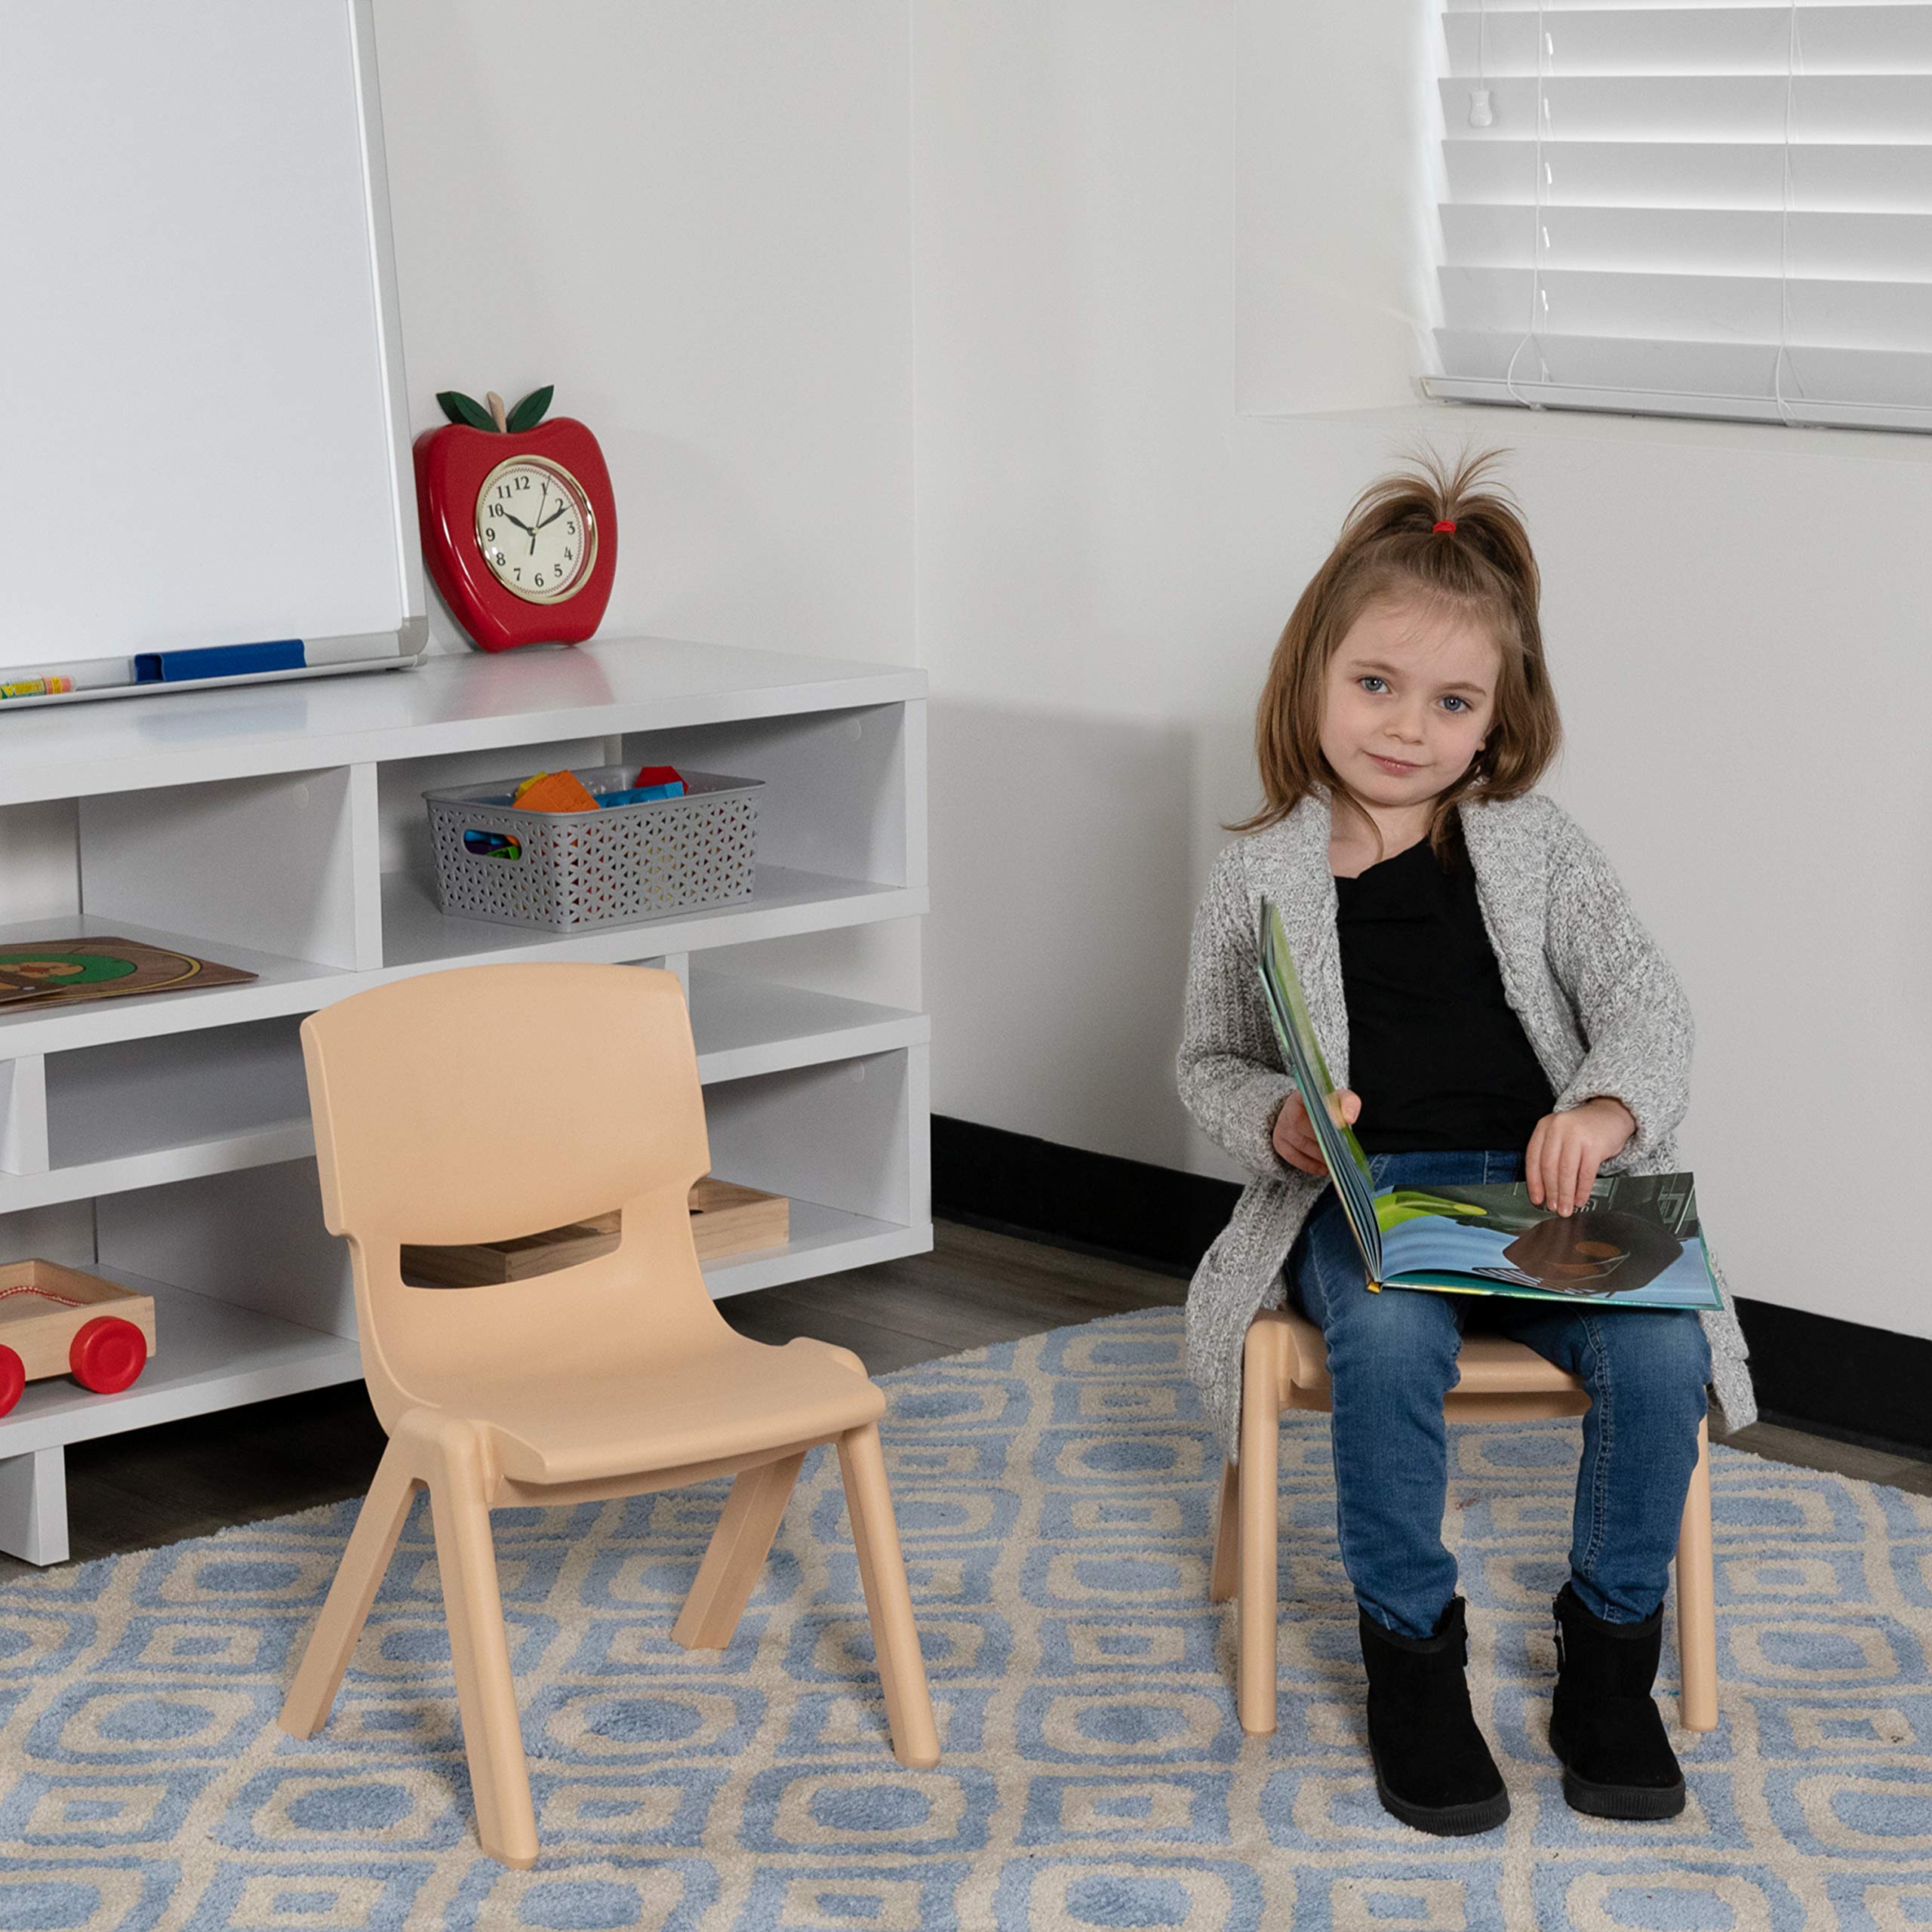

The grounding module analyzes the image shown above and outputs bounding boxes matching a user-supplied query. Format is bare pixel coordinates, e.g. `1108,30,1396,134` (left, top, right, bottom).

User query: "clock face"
472,456,597,603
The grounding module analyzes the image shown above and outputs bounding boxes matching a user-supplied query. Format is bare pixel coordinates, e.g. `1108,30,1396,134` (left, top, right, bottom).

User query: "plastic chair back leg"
1209,1460,1239,1604
279,1445,418,1739
672,1451,807,1651
1675,1417,1718,1732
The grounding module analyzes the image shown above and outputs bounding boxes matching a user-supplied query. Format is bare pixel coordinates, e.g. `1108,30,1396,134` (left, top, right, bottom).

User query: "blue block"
597,782,685,808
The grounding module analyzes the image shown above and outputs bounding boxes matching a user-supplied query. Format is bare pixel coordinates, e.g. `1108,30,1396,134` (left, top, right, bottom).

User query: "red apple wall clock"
414,385,618,652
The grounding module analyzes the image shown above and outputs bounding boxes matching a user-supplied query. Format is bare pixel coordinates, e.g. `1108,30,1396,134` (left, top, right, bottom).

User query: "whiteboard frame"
5,0,428,713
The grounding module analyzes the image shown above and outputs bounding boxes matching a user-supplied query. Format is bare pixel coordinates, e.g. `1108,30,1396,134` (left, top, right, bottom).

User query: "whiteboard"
0,0,423,691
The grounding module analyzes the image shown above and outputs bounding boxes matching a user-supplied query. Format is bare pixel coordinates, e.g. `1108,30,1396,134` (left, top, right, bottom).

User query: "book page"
1255,900,1382,1275
1374,1174,1723,1311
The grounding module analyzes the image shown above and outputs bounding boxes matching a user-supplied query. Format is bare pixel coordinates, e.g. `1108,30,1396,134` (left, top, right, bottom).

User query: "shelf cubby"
79,764,380,974
700,1044,931,1294
21,1017,316,1216
0,1266,362,1463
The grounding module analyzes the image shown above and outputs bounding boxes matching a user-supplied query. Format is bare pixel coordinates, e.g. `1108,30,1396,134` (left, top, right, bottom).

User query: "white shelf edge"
0,1270,361,1459
0,915,345,1057
0,876,928,1059
379,864,923,974
690,971,929,1085
0,980,929,1215
696,1018,928,1087
0,1123,318,1217
0,638,928,808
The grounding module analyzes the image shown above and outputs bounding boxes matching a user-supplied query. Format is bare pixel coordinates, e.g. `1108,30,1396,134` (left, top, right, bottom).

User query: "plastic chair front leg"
1237,1324,1284,1737
837,1421,940,1769
419,1416,538,1870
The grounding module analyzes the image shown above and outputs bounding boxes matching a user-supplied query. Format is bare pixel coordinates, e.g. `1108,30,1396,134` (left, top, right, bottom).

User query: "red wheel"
0,1346,22,1416
69,1316,146,1394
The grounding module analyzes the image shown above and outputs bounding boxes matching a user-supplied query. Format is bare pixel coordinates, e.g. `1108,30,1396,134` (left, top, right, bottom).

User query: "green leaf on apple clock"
506,385,554,432
437,390,497,431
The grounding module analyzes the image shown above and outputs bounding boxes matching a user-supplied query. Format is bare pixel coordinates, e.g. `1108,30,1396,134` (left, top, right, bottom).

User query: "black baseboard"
931,1115,1232,1277
932,1114,1932,1459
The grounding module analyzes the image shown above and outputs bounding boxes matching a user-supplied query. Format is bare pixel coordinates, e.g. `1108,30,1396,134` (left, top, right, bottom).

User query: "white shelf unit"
0,638,930,1565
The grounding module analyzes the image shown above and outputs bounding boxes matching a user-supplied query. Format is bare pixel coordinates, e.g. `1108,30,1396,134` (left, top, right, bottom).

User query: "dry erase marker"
0,657,135,697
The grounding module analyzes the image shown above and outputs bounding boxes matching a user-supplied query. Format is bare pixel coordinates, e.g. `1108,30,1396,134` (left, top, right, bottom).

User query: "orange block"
513,771,599,814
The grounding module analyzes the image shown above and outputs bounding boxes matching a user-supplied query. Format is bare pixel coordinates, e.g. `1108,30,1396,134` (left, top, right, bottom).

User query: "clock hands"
490,478,571,577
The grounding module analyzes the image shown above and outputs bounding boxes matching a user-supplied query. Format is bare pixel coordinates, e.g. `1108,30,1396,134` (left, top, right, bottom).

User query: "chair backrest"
300,962,721,1429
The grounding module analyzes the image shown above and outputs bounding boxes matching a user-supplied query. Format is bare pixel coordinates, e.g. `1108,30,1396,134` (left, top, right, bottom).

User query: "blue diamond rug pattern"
0,1308,1928,1929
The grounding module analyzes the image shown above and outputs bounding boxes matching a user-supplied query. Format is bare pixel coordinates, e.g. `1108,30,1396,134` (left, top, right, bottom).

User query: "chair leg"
279,1441,418,1740
426,1423,538,1870
1675,1416,1718,1733
1209,1459,1239,1604
1237,1328,1283,1737
837,1422,940,1770
672,1450,807,1651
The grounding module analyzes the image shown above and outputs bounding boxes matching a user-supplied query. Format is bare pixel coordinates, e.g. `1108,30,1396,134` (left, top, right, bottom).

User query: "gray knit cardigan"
1176,787,1756,1463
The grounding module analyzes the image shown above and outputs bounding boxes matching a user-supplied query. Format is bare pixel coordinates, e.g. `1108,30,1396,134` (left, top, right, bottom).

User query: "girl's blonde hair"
1229,447,1561,851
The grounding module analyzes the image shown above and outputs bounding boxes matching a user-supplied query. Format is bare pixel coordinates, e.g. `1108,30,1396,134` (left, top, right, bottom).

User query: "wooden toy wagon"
0,1260,155,1416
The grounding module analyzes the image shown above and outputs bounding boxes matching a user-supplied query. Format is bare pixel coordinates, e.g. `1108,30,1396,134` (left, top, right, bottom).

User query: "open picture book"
1254,899,1724,1312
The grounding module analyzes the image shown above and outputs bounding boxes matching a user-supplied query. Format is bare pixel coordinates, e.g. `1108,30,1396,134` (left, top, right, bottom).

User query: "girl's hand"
1271,1088,1362,1177
1527,1097,1637,1216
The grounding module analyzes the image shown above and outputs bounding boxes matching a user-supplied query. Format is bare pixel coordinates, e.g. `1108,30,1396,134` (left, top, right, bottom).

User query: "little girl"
1177,451,1754,1836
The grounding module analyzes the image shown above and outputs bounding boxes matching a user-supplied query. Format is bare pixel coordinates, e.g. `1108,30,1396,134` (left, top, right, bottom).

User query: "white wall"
914,0,1932,1343
374,1,914,671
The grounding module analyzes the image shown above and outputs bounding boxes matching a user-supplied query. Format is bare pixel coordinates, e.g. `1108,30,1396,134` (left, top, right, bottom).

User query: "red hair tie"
1432,519,1457,534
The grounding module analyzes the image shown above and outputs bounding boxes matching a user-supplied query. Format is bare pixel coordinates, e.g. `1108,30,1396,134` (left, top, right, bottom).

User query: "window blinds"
1423,2,1932,432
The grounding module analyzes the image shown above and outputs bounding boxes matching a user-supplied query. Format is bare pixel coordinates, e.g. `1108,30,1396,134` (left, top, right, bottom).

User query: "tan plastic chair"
278,962,938,1869
1210,1306,1716,1738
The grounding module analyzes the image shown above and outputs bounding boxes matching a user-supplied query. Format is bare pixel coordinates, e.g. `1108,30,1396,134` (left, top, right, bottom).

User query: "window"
1423,2,1932,432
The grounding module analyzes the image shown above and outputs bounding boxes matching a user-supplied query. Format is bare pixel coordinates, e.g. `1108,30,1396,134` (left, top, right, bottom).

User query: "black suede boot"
1549,1582,1686,1819
1358,1597,1509,1835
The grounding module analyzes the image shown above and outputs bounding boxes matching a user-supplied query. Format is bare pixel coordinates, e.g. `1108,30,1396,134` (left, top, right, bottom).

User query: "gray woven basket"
424,764,762,932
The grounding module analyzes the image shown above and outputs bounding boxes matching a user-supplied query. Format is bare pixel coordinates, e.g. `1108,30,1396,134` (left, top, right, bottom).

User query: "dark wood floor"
8,1219,1927,1577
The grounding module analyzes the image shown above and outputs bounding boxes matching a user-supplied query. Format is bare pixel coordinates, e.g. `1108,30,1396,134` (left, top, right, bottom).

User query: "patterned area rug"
1,1307,1929,1930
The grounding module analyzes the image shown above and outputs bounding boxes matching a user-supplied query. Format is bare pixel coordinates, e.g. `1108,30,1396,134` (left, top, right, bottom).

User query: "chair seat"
1263,1305,1586,1403
459,1334,886,1485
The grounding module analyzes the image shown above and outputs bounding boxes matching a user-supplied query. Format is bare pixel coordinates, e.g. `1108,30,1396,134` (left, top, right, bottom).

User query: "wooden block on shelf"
689,1176,790,1262
399,1220,619,1288
401,1178,790,1287
0,1259,157,1378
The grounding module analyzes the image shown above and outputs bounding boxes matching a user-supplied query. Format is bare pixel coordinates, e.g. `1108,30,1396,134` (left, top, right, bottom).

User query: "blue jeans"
1286,1149,1712,1638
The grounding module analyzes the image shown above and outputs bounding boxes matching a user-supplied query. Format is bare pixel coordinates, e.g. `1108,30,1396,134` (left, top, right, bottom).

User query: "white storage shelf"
0,638,931,1566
